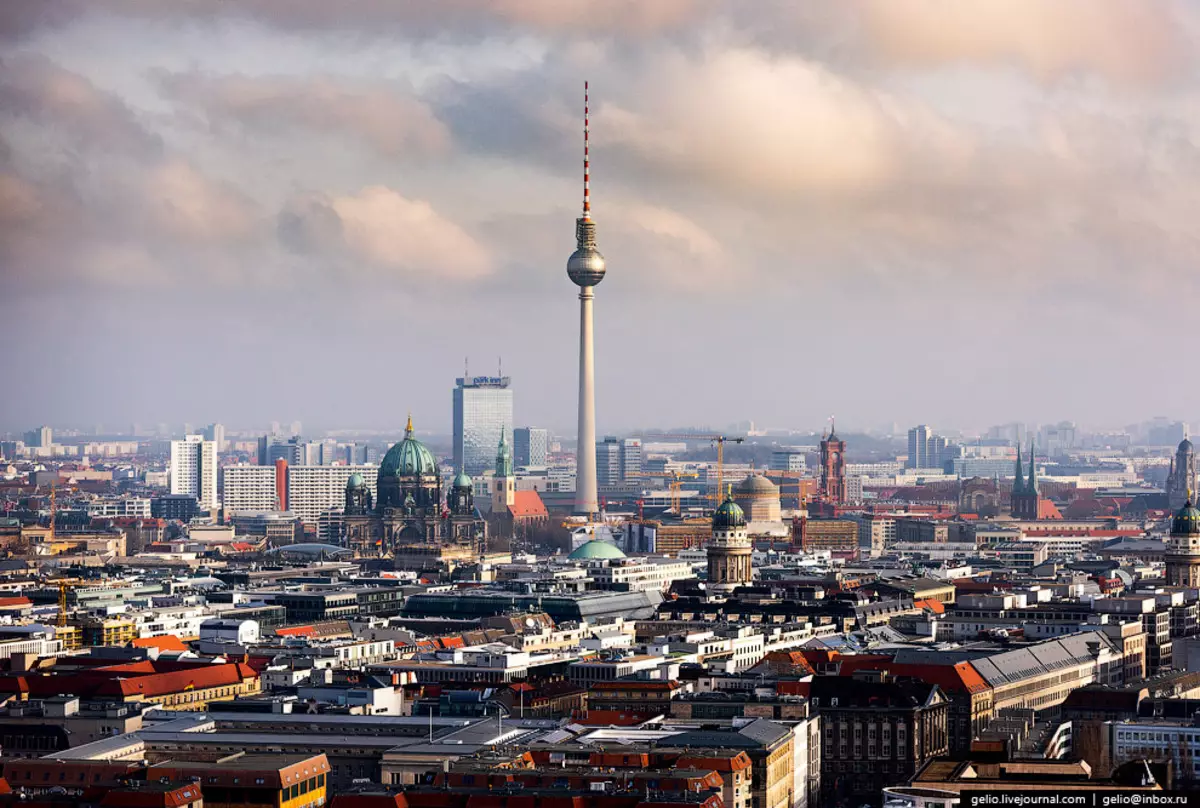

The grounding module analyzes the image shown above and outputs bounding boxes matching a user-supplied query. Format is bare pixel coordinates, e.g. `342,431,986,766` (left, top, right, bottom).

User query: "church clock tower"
491,426,516,515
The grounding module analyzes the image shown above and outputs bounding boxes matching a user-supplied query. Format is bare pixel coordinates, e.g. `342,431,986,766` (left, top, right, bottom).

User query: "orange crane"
638,434,745,504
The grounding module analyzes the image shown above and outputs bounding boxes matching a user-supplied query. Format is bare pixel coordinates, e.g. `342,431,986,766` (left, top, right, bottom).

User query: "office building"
621,437,642,479
907,424,953,470
453,375,514,476
596,437,621,486
151,494,199,521
770,449,807,473
514,427,549,468
222,464,281,516
597,436,642,485
202,422,226,451
258,434,302,466
169,434,218,509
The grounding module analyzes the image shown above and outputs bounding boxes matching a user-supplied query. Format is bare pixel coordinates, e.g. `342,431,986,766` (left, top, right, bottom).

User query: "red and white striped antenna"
583,80,591,220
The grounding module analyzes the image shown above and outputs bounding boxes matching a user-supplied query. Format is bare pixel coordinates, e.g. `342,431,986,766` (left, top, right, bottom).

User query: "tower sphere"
567,244,606,287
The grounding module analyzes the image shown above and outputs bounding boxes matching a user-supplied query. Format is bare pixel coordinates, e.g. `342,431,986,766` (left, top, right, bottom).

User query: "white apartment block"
87,498,152,518
170,435,218,509
222,464,280,516
287,465,377,525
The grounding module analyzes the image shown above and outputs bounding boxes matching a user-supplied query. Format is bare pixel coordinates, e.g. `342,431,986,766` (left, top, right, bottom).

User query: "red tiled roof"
914,598,945,615
93,662,257,699
276,625,315,637
509,490,548,519
130,635,188,652
438,636,465,650
0,597,32,608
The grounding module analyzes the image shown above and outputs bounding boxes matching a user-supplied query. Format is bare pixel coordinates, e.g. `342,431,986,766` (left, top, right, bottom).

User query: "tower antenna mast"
583,80,590,219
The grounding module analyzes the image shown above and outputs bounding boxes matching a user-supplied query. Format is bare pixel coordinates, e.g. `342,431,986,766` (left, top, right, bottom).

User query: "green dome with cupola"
712,489,746,530
379,415,439,479
1172,497,1200,537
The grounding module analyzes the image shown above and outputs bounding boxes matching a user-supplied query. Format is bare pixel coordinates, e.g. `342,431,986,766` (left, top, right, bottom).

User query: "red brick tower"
819,422,846,504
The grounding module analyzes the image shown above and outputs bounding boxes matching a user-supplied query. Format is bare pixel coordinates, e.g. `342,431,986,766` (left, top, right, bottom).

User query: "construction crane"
624,470,700,516
638,434,746,504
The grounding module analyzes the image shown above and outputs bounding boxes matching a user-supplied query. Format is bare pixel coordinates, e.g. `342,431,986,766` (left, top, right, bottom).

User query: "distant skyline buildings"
514,427,549,468
906,424,953,470
452,375,514,477
169,434,218,509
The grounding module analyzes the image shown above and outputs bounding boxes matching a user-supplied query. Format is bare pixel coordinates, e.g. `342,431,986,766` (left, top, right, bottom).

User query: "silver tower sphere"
567,218,606,287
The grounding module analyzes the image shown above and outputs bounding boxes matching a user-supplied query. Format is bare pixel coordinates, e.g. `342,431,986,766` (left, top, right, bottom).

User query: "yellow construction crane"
641,434,746,504
624,470,701,516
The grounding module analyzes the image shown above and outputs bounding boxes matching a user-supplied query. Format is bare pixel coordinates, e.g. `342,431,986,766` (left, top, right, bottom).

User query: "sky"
2,1,1199,437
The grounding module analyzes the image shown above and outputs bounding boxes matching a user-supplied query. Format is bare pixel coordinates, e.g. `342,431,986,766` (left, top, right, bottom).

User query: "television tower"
567,81,606,516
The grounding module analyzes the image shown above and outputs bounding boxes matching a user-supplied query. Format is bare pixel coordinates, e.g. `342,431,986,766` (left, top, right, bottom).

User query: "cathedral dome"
453,471,473,489
568,539,626,560
712,494,746,530
1172,499,1200,537
1180,438,1194,453
346,473,366,489
737,474,779,496
379,416,439,479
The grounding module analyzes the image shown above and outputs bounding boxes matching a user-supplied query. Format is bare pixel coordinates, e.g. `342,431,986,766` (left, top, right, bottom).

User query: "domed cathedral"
1166,497,1200,588
734,474,782,522
342,416,487,558
707,487,753,596
1167,438,1197,511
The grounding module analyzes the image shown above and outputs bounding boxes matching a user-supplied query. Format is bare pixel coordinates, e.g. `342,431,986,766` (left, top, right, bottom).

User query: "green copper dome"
379,415,439,479
1172,499,1200,537
346,473,366,489
453,470,473,489
712,492,746,530
568,540,627,560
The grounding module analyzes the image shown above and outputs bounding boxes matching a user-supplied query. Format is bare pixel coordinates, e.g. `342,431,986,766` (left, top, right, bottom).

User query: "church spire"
1027,439,1039,495
1013,443,1025,495
495,425,513,478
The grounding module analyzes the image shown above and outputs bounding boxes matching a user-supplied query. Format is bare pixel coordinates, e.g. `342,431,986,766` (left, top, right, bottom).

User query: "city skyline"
6,3,1200,432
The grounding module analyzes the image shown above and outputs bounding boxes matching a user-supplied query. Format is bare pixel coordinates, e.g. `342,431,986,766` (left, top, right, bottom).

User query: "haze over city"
4,1,1200,434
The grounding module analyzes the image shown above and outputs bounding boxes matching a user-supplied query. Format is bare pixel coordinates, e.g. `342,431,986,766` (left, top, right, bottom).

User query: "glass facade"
453,376,514,476
514,427,548,467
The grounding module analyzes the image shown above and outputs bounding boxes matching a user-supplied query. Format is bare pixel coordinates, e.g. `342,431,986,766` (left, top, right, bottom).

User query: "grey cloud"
0,54,161,156
158,73,451,157
0,0,712,42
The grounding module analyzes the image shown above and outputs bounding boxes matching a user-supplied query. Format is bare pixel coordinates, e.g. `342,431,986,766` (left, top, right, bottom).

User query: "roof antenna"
464,357,469,381
583,80,590,219
498,356,503,378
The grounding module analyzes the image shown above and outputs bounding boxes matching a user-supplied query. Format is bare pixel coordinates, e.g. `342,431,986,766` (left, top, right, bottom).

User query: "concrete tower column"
575,286,599,515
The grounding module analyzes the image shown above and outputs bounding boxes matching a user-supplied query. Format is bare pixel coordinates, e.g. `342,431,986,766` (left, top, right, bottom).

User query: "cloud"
0,53,160,155
159,73,452,157
849,0,1194,86
279,186,492,281
141,160,261,245
1,0,709,42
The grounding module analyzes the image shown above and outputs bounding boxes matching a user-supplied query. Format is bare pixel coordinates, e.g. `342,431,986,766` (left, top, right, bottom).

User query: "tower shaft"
575,286,598,515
